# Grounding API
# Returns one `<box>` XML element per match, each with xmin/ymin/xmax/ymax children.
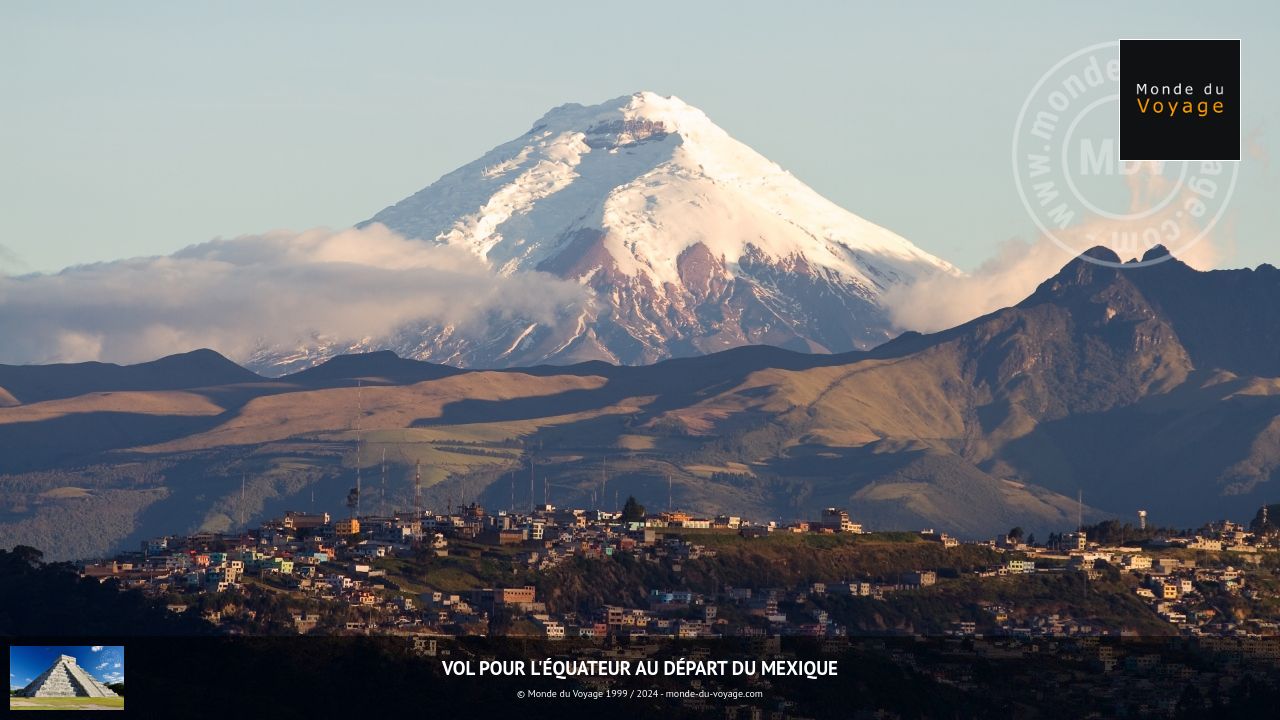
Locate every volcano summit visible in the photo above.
<box><xmin>253</xmin><ymin>92</ymin><xmax>957</xmax><ymax>373</ymax></box>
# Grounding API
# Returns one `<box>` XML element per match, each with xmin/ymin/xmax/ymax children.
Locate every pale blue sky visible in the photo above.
<box><xmin>2</xmin><ymin>1</ymin><xmax>1277</xmax><ymax>273</ymax></box>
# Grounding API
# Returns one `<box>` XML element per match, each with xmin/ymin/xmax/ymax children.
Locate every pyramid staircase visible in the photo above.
<box><xmin>19</xmin><ymin>654</ymin><xmax>118</xmax><ymax>697</ymax></box>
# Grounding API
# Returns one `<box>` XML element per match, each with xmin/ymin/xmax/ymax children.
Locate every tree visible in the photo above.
<box><xmin>621</xmin><ymin>496</ymin><xmax>646</xmax><ymax>523</ymax></box>
<box><xmin>10</xmin><ymin>545</ymin><xmax>44</xmax><ymax>568</ymax></box>
<box><xmin>1250</xmin><ymin>504</ymin><xmax>1279</xmax><ymax>534</ymax></box>
<box><xmin>1026</xmin><ymin>533</ymin><xmax>1036</xmax><ymax>546</ymax></box>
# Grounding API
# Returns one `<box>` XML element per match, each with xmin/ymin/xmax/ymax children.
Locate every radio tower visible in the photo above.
<box><xmin>354</xmin><ymin>380</ymin><xmax>363</xmax><ymax>518</ymax></box>
<box><xmin>1077</xmin><ymin>490</ymin><xmax>1083</xmax><ymax>531</ymax></box>
<box><xmin>355</xmin><ymin>461</ymin><xmax>362</xmax><ymax>518</ymax></box>
<box><xmin>380</xmin><ymin>448</ymin><xmax>387</xmax><ymax>518</ymax></box>
<box><xmin>413</xmin><ymin>460</ymin><xmax>422</xmax><ymax>520</ymax></box>
<box><xmin>240</xmin><ymin>472</ymin><xmax>246</xmax><ymax>528</ymax></box>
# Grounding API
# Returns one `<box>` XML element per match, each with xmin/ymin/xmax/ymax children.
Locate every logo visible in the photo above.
<box><xmin>1120</xmin><ymin>39</ymin><xmax>1240</xmax><ymax>161</ymax></box>
<box><xmin>1013</xmin><ymin>41</ymin><xmax>1238</xmax><ymax>268</ymax></box>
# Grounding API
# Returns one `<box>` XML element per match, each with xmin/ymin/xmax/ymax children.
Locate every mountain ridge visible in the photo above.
<box><xmin>4</xmin><ymin>248</ymin><xmax>1280</xmax><ymax>559</ymax></box>
<box><xmin>0</xmin><ymin>349</ymin><xmax>261</xmax><ymax>405</ymax></box>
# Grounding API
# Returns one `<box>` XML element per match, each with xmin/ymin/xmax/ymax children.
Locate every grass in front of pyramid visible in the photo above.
<box><xmin>9</xmin><ymin>695</ymin><xmax>124</xmax><ymax>711</ymax></box>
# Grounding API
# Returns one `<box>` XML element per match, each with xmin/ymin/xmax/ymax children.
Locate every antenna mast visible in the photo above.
<box><xmin>413</xmin><ymin>459</ymin><xmax>422</xmax><ymax>520</ymax></box>
<box><xmin>354</xmin><ymin>380</ymin><xmax>363</xmax><ymax>518</ymax></box>
<box><xmin>1077</xmin><ymin>489</ymin><xmax>1083</xmax><ymax>531</ymax></box>
<box><xmin>240</xmin><ymin>472</ymin><xmax>246</xmax><ymax>528</ymax></box>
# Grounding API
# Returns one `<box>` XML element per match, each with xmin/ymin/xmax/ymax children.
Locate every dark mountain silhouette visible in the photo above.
<box><xmin>282</xmin><ymin>350</ymin><xmax>466</xmax><ymax>388</ymax></box>
<box><xmin>0</xmin><ymin>349</ymin><xmax>261</xmax><ymax>404</ymax></box>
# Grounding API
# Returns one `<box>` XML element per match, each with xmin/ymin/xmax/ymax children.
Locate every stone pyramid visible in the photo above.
<box><xmin>19</xmin><ymin>654</ymin><xmax>118</xmax><ymax>697</ymax></box>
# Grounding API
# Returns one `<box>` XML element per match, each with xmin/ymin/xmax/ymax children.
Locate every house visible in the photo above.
<box><xmin>818</xmin><ymin>508</ymin><xmax>862</xmax><ymax>533</ymax></box>
<box><xmin>1187</xmin><ymin>536</ymin><xmax>1223</xmax><ymax>551</ymax></box>
<box><xmin>901</xmin><ymin>571</ymin><xmax>937</xmax><ymax>588</ymax></box>
<box><xmin>1061</xmin><ymin>532</ymin><xmax>1088</xmax><ymax>551</ymax></box>
<box><xmin>1121</xmin><ymin>554</ymin><xmax>1152</xmax><ymax>570</ymax></box>
<box><xmin>472</xmin><ymin>586</ymin><xmax>537</xmax><ymax>610</ymax></box>
<box><xmin>498</xmin><ymin>528</ymin><xmax>525</xmax><ymax>546</ymax></box>
<box><xmin>283</xmin><ymin>512</ymin><xmax>331</xmax><ymax>531</ymax></box>
<box><xmin>292</xmin><ymin>612</ymin><xmax>319</xmax><ymax>634</ymax></box>
<box><xmin>920</xmin><ymin>530</ymin><xmax>959</xmax><ymax>547</ymax></box>
<box><xmin>531</xmin><ymin>615</ymin><xmax>565</xmax><ymax>640</ymax></box>
<box><xmin>262</xmin><ymin>558</ymin><xmax>294</xmax><ymax>574</ymax></box>
<box><xmin>1005</xmin><ymin>559</ymin><xmax>1036</xmax><ymax>574</ymax></box>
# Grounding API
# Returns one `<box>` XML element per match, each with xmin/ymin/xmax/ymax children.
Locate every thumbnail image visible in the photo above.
<box><xmin>9</xmin><ymin>646</ymin><xmax>124</xmax><ymax>711</ymax></box>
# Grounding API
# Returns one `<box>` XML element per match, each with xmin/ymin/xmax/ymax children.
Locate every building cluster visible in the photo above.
<box><xmin>76</xmin><ymin>500</ymin><xmax>1280</xmax><ymax>641</ymax></box>
<box><xmin>967</xmin><ymin>520</ymin><xmax>1280</xmax><ymax>639</ymax></box>
<box><xmin>76</xmin><ymin>503</ymin><xmax>887</xmax><ymax>637</ymax></box>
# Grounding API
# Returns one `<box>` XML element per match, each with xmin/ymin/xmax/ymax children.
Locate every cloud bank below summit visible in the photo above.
<box><xmin>0</xmin><ymin>224</ymin><xmax>587</xmax><ymax>366</ymax></box>
<box><xmin>884</xmin><ymin>164</ymin><xmax>1231</xmax><ymax>334</ymax></box>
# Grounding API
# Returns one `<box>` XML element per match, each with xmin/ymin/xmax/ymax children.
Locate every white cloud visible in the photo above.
<box><xmin>884</xmin><ymin>166</ymin><xmax>1232</xmax><ymax>334</ymax></box>
<box><xmin>883</xmin><ymin>237</ymin><xmax>1072</xmax><ymax>333</ymax></box>
<box><xmin>91</xmin><ymin>646</ymin><xmax>104</xmax><ymax>652</ymax></box>
<box><xmin>0</xmin><ymin>224</ymin><xmax>588</xmax><ymax>366</ymax></box>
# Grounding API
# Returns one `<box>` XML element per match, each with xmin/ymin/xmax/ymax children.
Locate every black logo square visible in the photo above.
<box><xmin>1120</xmin><ymin>39</ymin><xmax>1240</xmax><ymax>161</ymax></box>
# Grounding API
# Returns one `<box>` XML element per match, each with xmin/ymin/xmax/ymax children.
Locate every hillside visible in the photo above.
<box><xmin>2</xmin><ymin>247</ymin><xmax>1280</xmax><ymax>559</ymax></box>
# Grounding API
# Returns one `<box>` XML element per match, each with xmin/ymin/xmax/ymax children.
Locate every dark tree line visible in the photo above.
<box><xmin>0</xmin><ymin>545</ymin><xmax>215</xmax><ymax>636</ymax></box>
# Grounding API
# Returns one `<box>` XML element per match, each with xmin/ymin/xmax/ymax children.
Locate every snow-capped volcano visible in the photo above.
<box><xmin>257</xmin><ymin>92</ymin><xmax>956</xmax><ymax>372</ymax></box>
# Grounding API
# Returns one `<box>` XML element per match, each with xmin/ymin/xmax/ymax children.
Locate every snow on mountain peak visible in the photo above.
<box><xmin>243</xmin><ymin>92</ymin><xmax>968</xmax><ymax>372</ymax></box>
<box><xmin>367</xmin><ymin>91</ymin><xmax>955</xmax><ymax>290</ymax></box>
<box><xmin>533</xmin><ymin>91</ymin><xmax>714</xmax><ymax>139</ymax></box>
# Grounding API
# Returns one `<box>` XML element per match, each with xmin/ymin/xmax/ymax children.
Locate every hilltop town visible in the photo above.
<box><xmin>74</xmin><ymin>499</ymin><xmax>1280</xmax><ymax>644</ymax></box>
